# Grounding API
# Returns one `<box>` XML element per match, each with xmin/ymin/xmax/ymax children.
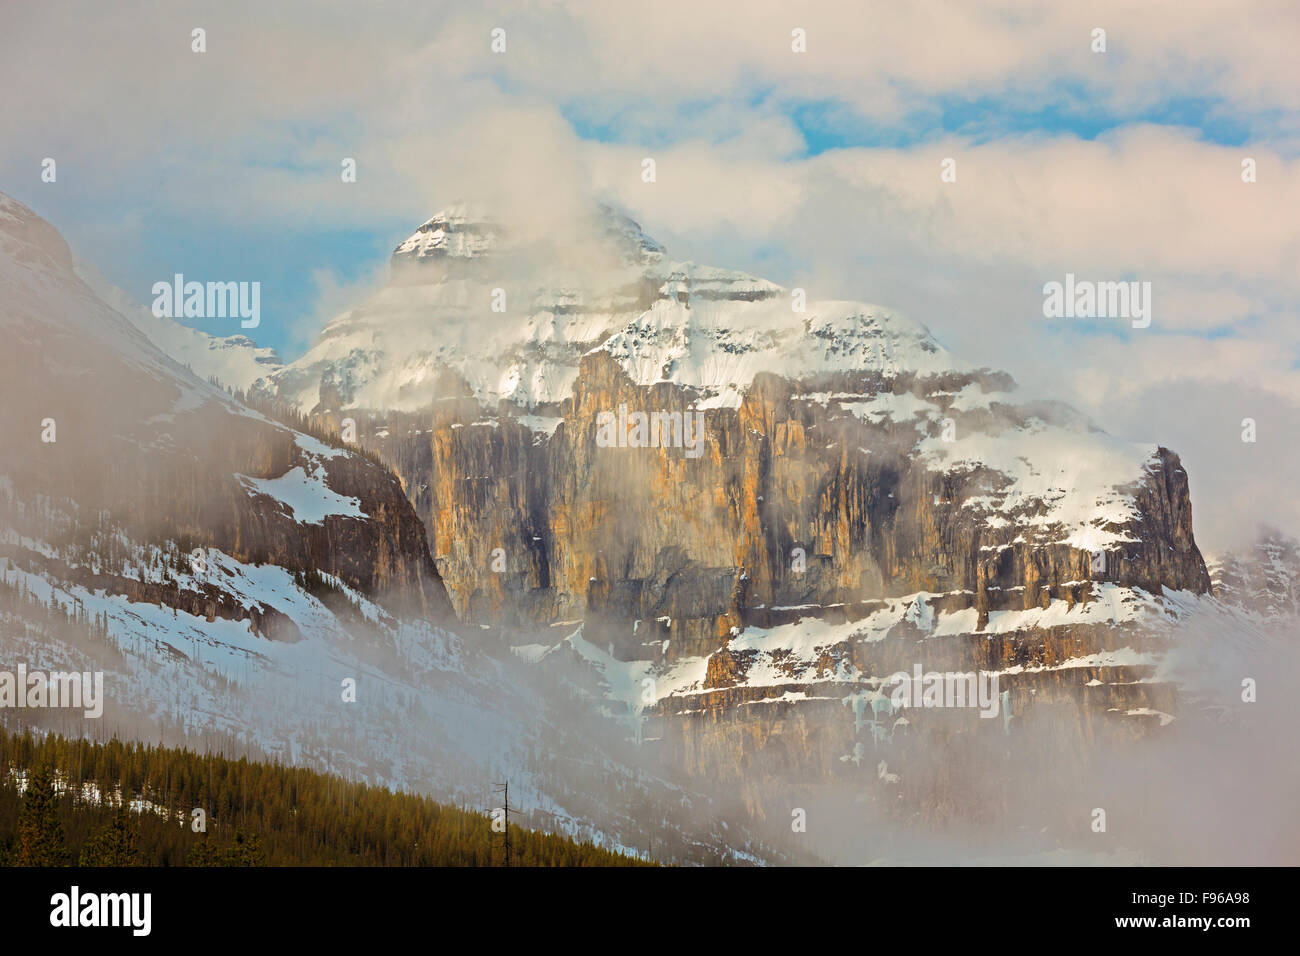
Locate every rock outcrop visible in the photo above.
<box><xmin>325</xmin><ymin>353</ymin><xmax>1208</xmax><ymax>661</ymax></box>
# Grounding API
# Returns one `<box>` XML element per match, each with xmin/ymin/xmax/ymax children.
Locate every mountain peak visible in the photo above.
<box><xmin>393</xmin><ymin>202</ymin><xmax>503</xmax><ymax>266</ymax></box>
<box><xmin>277</xmin><ymin>199</ymin><xmax>966</xmax><ymax>413</ymax></box>
<box><xmin>0</xmin><ymin>191</ymin><xmax>75</xmax><ymax>277</ymax></box>
<box><xmin>392</xmin><ymin>200</ymin><xmax>669</xmax><ymax>279</ymax></box>
<box><xmin>593</xmin><ymin>202</ymin><xmax>666</xmax><ymax>263</ymax></box>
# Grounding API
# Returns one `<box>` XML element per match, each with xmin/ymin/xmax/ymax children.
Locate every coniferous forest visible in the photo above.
<box><xmin>0</xmin><ymin>726</ymin><xmax>651</xmax><ymax>867</ymax></box>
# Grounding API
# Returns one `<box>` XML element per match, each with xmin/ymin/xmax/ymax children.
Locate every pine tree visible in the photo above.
<box><xmin>16</xmin><ymin>766</ymin><xmax>69</xmax><ymax>866</ymax></box>
<box><xmin>0</xmin><ymin>728</ymin><xmax>649</xmax><ymax>867</ymax></box>
<box><xmin>78</xmin><ymin>805</ymin><xmax>138</xmax><ymax>866</ymax></box>
<box><xmin>185</xmin><ymin>836</ymin><xmax>219</xmax><ymax>867</ymax></box>
<box><xmin>224</xmin><ymin>829</ymin><xmax>265</xmax><ymax>866</ymax></box>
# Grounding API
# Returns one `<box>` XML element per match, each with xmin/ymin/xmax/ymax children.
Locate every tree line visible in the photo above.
<box><xmin>0</xmin><ymin>726</ymin><xmax>652</xmax><ymax>867</ymax></box>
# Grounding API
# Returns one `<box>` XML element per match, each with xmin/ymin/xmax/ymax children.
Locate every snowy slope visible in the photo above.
<box><xmin>0</xmin><ymin>194</ymin><xmax>214</xmax><ymax>397</ymax></box>
<box><xmin>74</xmin><ymin>258</ymin><xmax>285</xmax><ymax>394</ymax></box>
<box><xmin>1206</xmin><ymin>530</ymin><xmax>1300</xmax><ymax>621</ymax></box>
<box><xmin>530</xmin><ymin>582</ymin><xmax>1278</xmax><ymax>745</ymax></box>
<box><xmin>0</xmin><ymin>536</ymin><xmax>751</xmax><ymax>861</ymax></box>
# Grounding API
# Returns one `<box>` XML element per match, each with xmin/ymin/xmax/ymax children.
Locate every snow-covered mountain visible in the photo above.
<box><xmin>215</xmin><ymin>201</ymin><xmax>1226</xmax><ymax>832</ymax></box>
<box><xmin>73</xmin><ymin>260</ymin><xmax>285</xmax><ymax>394</ymax></box>
<box><xmin>1206</xmin><ymin>529</ymin><xmax>1300</xmax><ymax>622</ymax></box>
<box><xmin>272</xmin><ymin>203</ymin><xmax>959</xmax><ymax>414</ymax></box>
<box><xmin>3</xmin><ymin>191</ymin><xmax>1290</xmax><ymax>863</ymax></box>
<box><xmin>263</xmin><ymin>202</ymin><xmax>1208</xmax><ymax>619</ymax></box>
<box><xmin>0</xmin><ymin>192</ymin><xmax>768</xmax><ymax>864</ymax></box>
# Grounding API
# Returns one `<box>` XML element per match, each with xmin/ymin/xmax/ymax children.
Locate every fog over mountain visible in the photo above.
<box><xmin>2</xmin><ymin>3</ymin><xmax>1296</xmax><ymax>882</ymax></box>
<box><xmin>3</xmin><ymin>190</ymin><xmax>1295</xmax><ymax>865</ymax></box>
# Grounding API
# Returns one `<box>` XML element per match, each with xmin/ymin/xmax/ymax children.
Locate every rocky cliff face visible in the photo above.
<box><xmin>338</xmin><ymin>354</ymin><xmax>1208</xmax><ymax>657</ymax></box>
<box><xmin>1207</xmin><ymin>531</ymin><xmax>1300</xmax><ymax>621</ymax></box>
<box><xmin>276</xmin><ymin>205</ymin><xmax>1208</xmax><ymax>651</ymax></box>
<box><xmin>216</xmin><ymin>202</ymin><xmax>1219</xmax><ymax>820</ymax></box>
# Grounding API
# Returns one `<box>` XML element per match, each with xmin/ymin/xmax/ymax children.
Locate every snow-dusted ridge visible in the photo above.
<box><xmin>73</xmin><ymin>257</ymin><xmax>285</xmax><ymax>395</ymax></box>
<box><xmin>532</xmin><ymin>582</ymin><xmax>1272</xmax><ymax>735</ymax></box>
<box><xmin>270</xmin><ymin>202</ymin><xmax>968</xmax><ymax>414</ymax></box>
